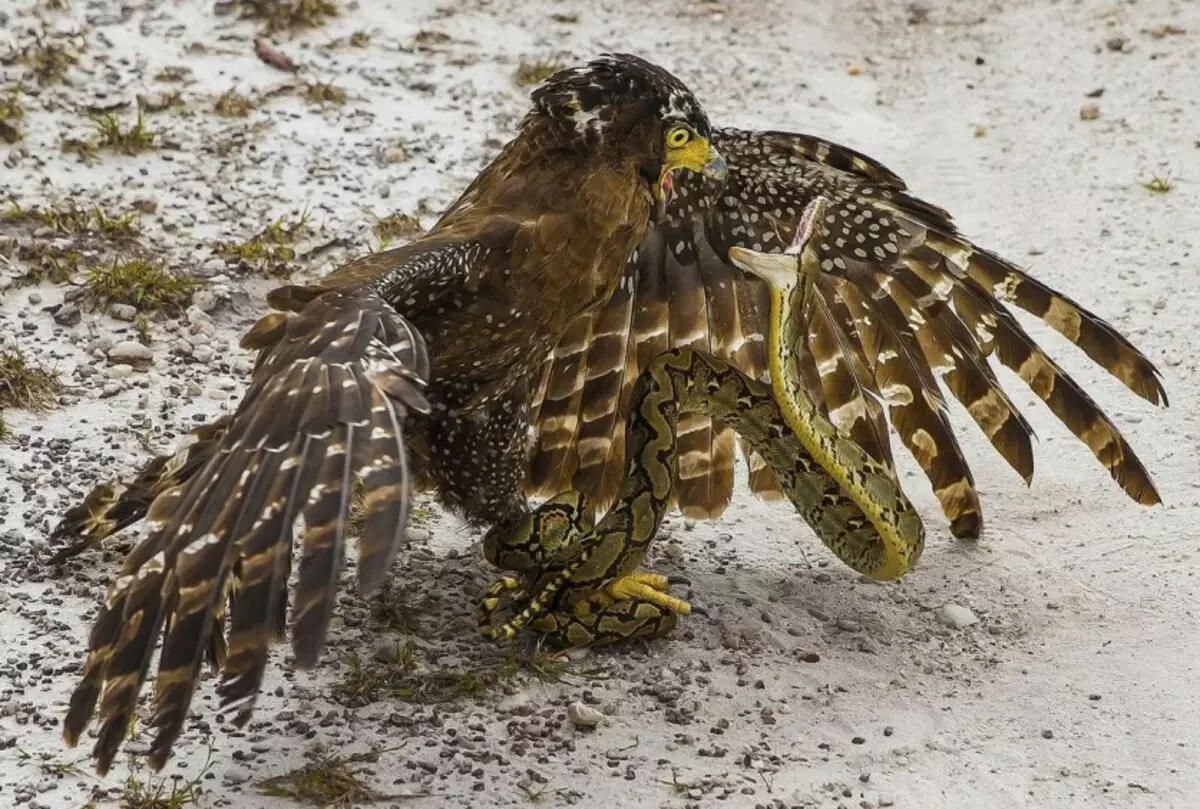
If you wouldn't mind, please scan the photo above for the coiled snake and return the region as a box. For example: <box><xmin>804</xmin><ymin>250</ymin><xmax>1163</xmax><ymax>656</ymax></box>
<box><xmin>477</xmin><ymin>198</ymin><xmax>925</xmax><ymax>646</ymax></box>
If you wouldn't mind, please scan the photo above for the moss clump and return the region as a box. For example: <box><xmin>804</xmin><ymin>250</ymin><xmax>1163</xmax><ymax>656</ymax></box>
<box><xmin>6</xmin><ymin>28</ymin><xmax>87</xmax><ymax>86</ymax></box>
<box><xmin>153</xmin><ymin>66</ymin><xmax>193</xmax><ymax>83</ymax></box>
<box><xmin>3</xmin><ymin>199</ymin><xmax>140</xmax><ymax>240</ymax></box>
<box><xmin>82</xmin><ymin>257</ymin><xmax>204</xmax><ymax>314</ymax></box>
<box><xmin>0</xmin><ymin>343</ymin><xmax>62</xmax><ymax>440</ymax></box>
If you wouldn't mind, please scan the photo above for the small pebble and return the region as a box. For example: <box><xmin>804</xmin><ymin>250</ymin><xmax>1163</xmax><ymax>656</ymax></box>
<box><xmin>52</xmin><ymin>304</ymin><xmax>81</xmax><ymax>326</ymax></box>
<box><xmin>108</xmin><ymin>340</ymin><xmax>153</xmax><ymax>366</ymax></box>
<box><xmin>109</xmin><ymin>302</ymin><xmax>137</xmax><ymax>321</ymax></box>
<box><xmin>567</xmin><ymin>702</ymin><xmax>604</xmax><ymax>729</ymax></box>
<box><xmin>937</xmin><ymin>603</ymin><xmax>978</xmax><ymax>628</ymax></box>
<box><xmin>1079</xmin><ymin>103</ymin><xmax>1100</xmax><ymax>121</ymax></box>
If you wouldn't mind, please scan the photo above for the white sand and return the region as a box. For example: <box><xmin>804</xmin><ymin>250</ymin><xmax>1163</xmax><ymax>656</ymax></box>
<box><xmin>1</xmin><ymin>1</ymin><xmax>1196</xmax><ymax>807</ymax></box>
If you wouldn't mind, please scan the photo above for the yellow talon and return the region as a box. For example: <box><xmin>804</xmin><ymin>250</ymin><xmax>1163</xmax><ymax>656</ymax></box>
<box><xmin>601</xmin><ymin>575</ymin><xmax>692</xmax><ymax>616</ymax></box>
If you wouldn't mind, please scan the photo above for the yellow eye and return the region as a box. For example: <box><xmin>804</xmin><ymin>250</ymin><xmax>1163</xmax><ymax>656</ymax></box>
<box><xmin>666</xmin><ymin>127</ymin><xmax>691</xmax><ymax>148</ymax></box>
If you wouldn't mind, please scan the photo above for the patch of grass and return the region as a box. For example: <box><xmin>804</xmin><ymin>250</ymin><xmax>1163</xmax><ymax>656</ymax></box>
<box><xmin>60</xmin><ymin>136</ymin><xmax>99</xmax><ymax>163</ymax></box>
<box><xmin>4</xmin><ymin>28</ymin><xmax>87</xmax><ymax>86</ymax></box>
<box><xmin>153</xmin><ymin>66</ymin><xmax>193</xmax><ymax>83</ymax></box>
<box><xmin>514</xmin><ymin>57</ymin><xmax>563</xmax><ymax>88</ymax></box>
<box><xmin>3</xmin><ymin>199</ymin><xmax>140</xmax><ymax>241</ymax></box>
<box><xmin>258</xmin><ymin>754</ymin><xmax>382</xmax><ymax>808</ymax></box>
<box><xmin>82</xmin><ymin>257</ymin><xmax>204</xmax><ymax>314</ymax></box>
<box><xmin>349</xmin><ymin>30</ymin><xmax>370</xmax><ymax>47</ymax></box>
<box><xmin>13</xmin><ymin>745</ymin><xmax>86</xmax><ymax>777</ymax></box>
<box><xmin>119</xmin><ymin>742</ymin><xmax>213</xmax><ymax>808</ymax></box>
<box><xmin>90</xmin><ymin>109</ymin><xmax>157</xmax><ymax>154</ymax></box>
<box><xmin>213</xmin><ymin>87</ymin><xmax>254</xmax><ymax>118</ymax></box>
<box><xmin>335</xmin><ymin>640</ymin><xmax>572</xmax><ymax>706</ymax></box>
<box><xmin>0</xmin><ymin>343</ymin><xmax>62</xmax><ymax>411</ymax></box>
<box><xmin>137</xmin><ymin>91</ymin><xmax>185</xmax><ymax>113</ymax></box>
<box><xmin>228</xmin><ymin>0</ymin><xmax>340</xmax><ymax>34</ymax></box>
<box><xmin>372</xmin><ymin>212</ymin><xmax>422</xmax><ymax>247</ymax></box>
<box><xmin>304</xmin><ymin>81</ymin><xmax>345</xmax><ymax>106</ymax></box>
<box><xmin>0</xmin><ymin>83</ymin><xmax>25</xmax><ymax>143</ymax></box>
<box><xmin>212</xmin><ymin>212</ymin><xmax>310</xmax><ymax>275</ymax></box>
<box><xmin>1140</xmin><ymin>174</ymin><xmax>1172</xmax><ymax>195</ymax></box>
<box><xmin>366</xmin><ymin>585</ymin><xmax>419</xmax><ymax>634</ymax></box>
<box><xmin>11</xmin><ymin>242</ymin><xmax>82</xmax><ymax>284</ymax></box>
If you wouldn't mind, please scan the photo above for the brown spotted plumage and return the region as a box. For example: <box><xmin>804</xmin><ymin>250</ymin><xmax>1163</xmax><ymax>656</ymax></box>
<box><xmin>527</xmin><ymin>127</ymin><xmax>1166</xmax><ymax>535</ymax></box>
<box><xmin>56</xmin><ymin>54</ymin><xmax>729</xmax><ymax>774</ymax></box>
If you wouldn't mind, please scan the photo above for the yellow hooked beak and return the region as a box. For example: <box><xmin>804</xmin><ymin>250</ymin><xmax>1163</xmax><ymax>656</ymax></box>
<box><xmin>656</xmin><ymin>137</ymin><xmax>727</xmax><ymax>205</ymax></box>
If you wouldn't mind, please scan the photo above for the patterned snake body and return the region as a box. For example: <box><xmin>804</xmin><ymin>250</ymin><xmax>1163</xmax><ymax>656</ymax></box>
<box><xmin>479</xmin><ymin>198</ymin><xmax>925</xmax><ymax>645</ymax></box>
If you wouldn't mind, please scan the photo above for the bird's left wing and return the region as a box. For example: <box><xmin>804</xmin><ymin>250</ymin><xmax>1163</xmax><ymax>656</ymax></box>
<box><xmin>527</xmin><ymin>126</ymin><xmax>1166</xmax><ymax>535</ymax></box>
<box><xmin>61</xmin><ymin>286</ymin><xmax>429</xmax><ymax>776</ymax></box>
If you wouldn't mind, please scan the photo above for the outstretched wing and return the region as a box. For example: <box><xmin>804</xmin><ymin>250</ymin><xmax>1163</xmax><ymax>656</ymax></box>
<box><xmin>62</xmin><ymin>287</ymin><xmax>429</xmax><ymax>776</ymax></box>
<box><xmin>527</xmin><ymin>126</ymin><xmax>1166</xmax><ymax>534</ymax></box>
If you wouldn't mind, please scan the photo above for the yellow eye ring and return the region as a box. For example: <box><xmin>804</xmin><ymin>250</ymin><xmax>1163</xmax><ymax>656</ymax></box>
<box><xmin>666</xmin><ymin>127</ymin><xmax>691</xmax><ymax>148</ymax></box>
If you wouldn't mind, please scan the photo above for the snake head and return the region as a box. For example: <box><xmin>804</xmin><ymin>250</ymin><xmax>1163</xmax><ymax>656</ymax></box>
<box><xmin>728</xmin><ymin>196</ymin><xmax>829</xmax><ymax>310</ymax></box>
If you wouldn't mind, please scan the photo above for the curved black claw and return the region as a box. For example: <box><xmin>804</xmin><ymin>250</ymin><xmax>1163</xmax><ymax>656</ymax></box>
<box><xmin>667</xmin><ymin>574</ymin><xmax>691</xmax><ymax>587</ymax></box>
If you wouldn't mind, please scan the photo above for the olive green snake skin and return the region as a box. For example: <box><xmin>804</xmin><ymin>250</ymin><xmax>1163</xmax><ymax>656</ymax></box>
<box><xmin>477</xmin><ymin>198</ymin><xmax>926</xmax><ymax>647</ymax></box>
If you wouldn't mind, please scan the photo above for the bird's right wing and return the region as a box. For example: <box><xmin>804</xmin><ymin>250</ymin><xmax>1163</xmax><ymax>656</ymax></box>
<box><xmin>62</xmin><ymin>286</ymin><xmax>429</xmax><ymax>776</ymax></box>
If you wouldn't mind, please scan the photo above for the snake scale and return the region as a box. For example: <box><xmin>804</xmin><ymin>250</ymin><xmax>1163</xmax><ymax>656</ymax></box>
<box><xmin>477</xmin><ymin>198</ymin><xmax>926</xmax><ymax>646</ymax></box>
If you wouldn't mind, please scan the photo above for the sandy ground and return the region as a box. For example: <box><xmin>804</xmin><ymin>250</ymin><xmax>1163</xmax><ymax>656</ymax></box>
<box><xmin>1</xmin><ymin>0</ymin><xmax>1197</xmax><ymax>807</ymax></box>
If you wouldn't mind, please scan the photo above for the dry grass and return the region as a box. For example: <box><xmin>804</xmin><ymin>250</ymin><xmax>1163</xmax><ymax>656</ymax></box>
<box><xmin>257</xmin><ymin>754</ymin><xmax>383</xmax><ymax>807</ymax></box>
<box><xmin>0</xmin><ymin>83</ymin><xmax>25</xmax><ymax>143</ymax></box>
<box><xmin>225</xmin><ymin>0</ymin><xmax>340</xmax><ymax>34</ymax></box>
<box><xmin>304</xmin><ymin>81</ymin><xmax>346</xmax><ymax>106</ymax></box>
<box><xmin>514</xmin><ymin>57</ymin><xmax>563</xmax><ymax>88</ymax></box>
<box><xmin>213</xmin><ymin>87</ymin><xmax>255</xmax><ymax>118</ymax></box>
<box><xmin>1140</xmin><ymin>174</ymin><xmax>1172</xmax><ymax>195</ymax></box>
<box><xmin>0</xmin><ymin>343</ymin><xmax>62</xmax><ymax>412</ymax></box>
<box><xmin>336</xmin><ymin>640</ymin><xmax>572</xmax><ymax>707</ymax></box>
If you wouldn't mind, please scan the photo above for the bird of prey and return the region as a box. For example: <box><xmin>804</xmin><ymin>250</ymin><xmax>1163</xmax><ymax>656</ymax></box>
<box><xmin>50</xmin><ymin>53</ymin><xmax>1165</xmax><ymax>774</ymax></box>
<box><xmin>55</xmin><ymin>54</ymin><xmax>728</xmax><ymax>774</ymax></box>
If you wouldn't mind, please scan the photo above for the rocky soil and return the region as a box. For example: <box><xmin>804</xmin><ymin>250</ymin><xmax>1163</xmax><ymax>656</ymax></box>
<box><xmin>1</xmin><ymin>1</ymin><xmax>1197</xmax><ymax>807</ymax></box>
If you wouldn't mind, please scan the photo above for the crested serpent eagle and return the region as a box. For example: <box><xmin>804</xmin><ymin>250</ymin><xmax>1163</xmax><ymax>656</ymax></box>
<box><xmin>49</xmin><ymin>54</ymin><xmax>1164</xmax><ymax>773</ymax></box>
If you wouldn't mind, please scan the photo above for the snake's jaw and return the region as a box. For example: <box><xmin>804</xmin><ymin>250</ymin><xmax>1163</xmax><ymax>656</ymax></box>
<box><xmin>728</xmin><ymin>247</ymin><xmax>799</xmax><ymax>291</ymax></box>
<box><xmin>728</xmin><ymin>195</ymin><xmax>831</xmax><ymax>292</ymax></box>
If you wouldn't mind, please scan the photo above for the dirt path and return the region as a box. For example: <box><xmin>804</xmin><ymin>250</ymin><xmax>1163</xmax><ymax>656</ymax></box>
<box><xmin>1</xmin><ymin>1</ymin><xmax>1196</xmax><ymax>807</ymax></box>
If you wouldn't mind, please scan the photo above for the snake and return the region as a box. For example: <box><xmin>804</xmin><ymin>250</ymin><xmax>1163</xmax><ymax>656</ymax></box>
<box><xmin>477</xmin><ymin>197</ymin><xmax>926</xmax><ymax>647</ymax></box>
